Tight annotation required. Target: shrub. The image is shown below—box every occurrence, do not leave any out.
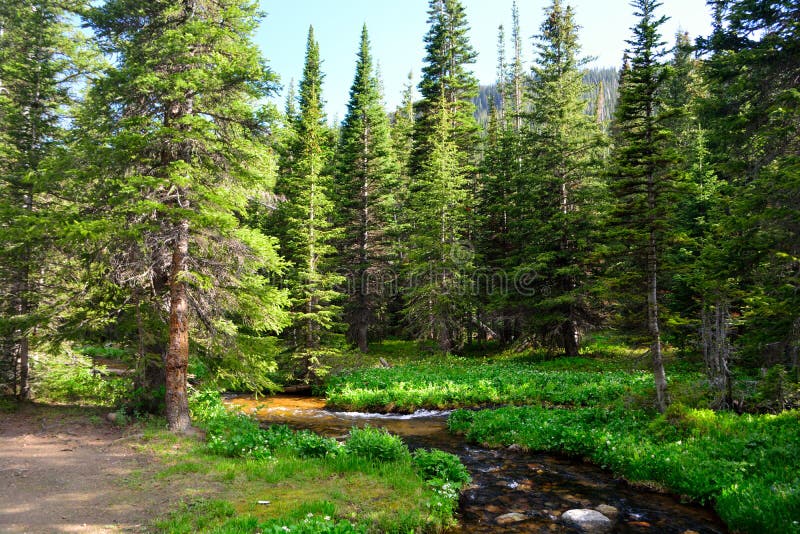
[343,426,409,462]
[31,350,131,406]
[412,449,470,486]
[292,429,341,458]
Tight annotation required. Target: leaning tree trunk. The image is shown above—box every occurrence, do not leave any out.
[165,218,191,432]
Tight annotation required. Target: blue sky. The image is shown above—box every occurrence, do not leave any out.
[255,1,713,121]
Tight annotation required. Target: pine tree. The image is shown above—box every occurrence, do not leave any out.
[84,0,289,431]
[607,0,677,411]
[274,26,343,374]
[335,25,396,352]
[405,103,471,351]
[513,0,607,355]
[476,22,521,345]
[509,0,525,131]
[406,0,479,351]
[0,0,82,399]
[413,0,479,168]
[701,0,800,370]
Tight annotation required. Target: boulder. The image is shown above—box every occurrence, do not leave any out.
[562,509,614,533]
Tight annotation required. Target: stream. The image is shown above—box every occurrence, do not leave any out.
[226,395,727,533]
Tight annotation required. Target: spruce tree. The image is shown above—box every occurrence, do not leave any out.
[607,0,676,411]
[476,21,520,344]
[274,26,342,374]
[84,0,289,430]
[406,0,479,351]
[405,103,471,351]
[514,0,606,355]
[413,0,479,169]
[701,0,800,369]
[0,0,81,398]
[335,25,396,352]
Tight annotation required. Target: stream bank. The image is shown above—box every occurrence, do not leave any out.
[226,395,727,533]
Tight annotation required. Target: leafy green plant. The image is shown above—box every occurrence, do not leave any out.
[343,426,410,463]
[412,449,470,486]
[291,429,341,458]
[324,359,669,412]
[31,351,131,406]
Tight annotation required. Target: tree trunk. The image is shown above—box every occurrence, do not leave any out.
[563,319,579,357]
[648,229,668,412]
[14,262,30,401]
[356,323,369,353]
[165,218,191,432]
[17,337,29,401]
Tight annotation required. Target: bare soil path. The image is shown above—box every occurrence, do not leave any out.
[0,404,163,533]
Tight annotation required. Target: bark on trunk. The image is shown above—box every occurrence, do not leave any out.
[165,219,191,432]
[356,323,369,353]
[648,229,668,412]
[563,319,580,358]
[15,265,30,401]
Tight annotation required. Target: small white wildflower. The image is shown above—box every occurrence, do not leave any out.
[281,527,290,532]
[324,516,331,521]
[307,513,313,518]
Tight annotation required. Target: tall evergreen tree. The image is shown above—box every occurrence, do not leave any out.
[274,26,342,374]
[513,0,606,355]
[335,25,396,352]
[509,0,525,131]
[406,0,479,351]
[701,0,800,370]
[0,0,82,399]
[405,103,472,351]
[84,0,289,430]
[413,0,479,168]
[607,0,676,411]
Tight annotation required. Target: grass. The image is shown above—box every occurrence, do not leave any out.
[135,390,471,533]
[323,349,702,412]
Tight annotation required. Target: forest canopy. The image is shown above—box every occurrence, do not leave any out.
[1,0,798,430]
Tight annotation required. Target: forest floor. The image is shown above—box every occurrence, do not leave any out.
[0,403,177,533]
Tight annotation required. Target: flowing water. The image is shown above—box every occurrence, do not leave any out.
[226,395,727,533]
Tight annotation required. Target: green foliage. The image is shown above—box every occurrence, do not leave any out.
[343,426,410,463]
[335,25,397,352]
[185,391,466,531]
[450,404,800,533]
[412,449,471,486]
[31,351,131,407]
[325,359,659,412]
[192,390,341,460]
[270,26,343,369]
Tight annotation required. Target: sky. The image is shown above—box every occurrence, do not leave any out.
[255,1,714,121]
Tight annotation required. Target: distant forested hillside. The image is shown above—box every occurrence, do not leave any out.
[473,67,619,126]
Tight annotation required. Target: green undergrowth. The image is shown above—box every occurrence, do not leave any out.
[324,358,680,412]
[448,404,800,533]
[30,349,132,407]
[154,390,471,533]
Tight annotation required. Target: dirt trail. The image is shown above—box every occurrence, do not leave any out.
[0,404,161,533]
